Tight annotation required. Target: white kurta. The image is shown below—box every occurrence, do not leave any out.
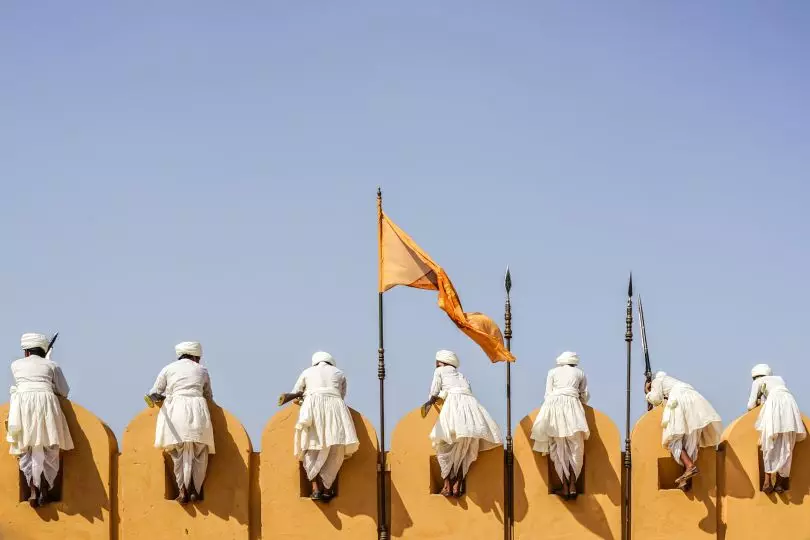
[646,374,721,465]
[531,365,591,480]
[292,363,359,488]
[748,375,806,476]
[428,366,502,479]
[150,359,215,453]
[7,356,74,455]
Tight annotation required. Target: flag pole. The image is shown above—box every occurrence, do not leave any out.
[623,273,634,540]
[377,187,389,540]
[503,267,513,540]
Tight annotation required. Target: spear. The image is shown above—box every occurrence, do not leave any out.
[503,267,513,540]
[623,274,633,540]
[637,296,653,411]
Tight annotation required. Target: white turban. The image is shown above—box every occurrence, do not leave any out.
[556,351,580,366]
[751,364,772,378]
[436,350,459,368]
[312,351,336,366]
[21,333,49,351]
[654,371,667,380]
[175,341,202,358]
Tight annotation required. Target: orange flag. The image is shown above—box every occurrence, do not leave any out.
[378,200,515,363]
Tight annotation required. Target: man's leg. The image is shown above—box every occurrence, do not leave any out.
[549,438,570,498]
[190,443,209,502]
[567,434,585,499]
[672,433,700,489]
[303,448,330,500]
[19,449,37,507]
[774,433,795,493]
[38,446,60,505]
[318,445,346,501]
[169,445,189,503]
[436,442,456,497]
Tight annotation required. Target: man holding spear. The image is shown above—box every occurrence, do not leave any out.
[7,332,72,507]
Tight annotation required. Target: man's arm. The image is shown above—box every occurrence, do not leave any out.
[52,363,70,398]
[747,379,763,410]
[579,373,590,404]
[203,370,213,400]
[279,372,306,406]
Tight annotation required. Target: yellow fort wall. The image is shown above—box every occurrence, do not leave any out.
[4,399,810,538]
[513,405,622,540]
[0,398,117,540]
[718,408,810,539]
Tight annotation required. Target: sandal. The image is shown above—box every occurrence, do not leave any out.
[310,491,324,501]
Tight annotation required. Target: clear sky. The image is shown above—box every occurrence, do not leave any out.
[2,2,808,450]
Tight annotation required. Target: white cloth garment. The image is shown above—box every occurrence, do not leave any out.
[7,355,73,455]
[748,375,806,476]
[169,442,209,491]
[151,359,215,453]
[646,373,722,464]
[428,365,502,479]
[292,361,359,485]
[19,446,60,489]
[531,365,591,480]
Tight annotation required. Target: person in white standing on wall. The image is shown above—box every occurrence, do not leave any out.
[747,363,806,493]
[421,350,503,498]
[530,351,591,500]
[282,351,359,502]
[645,371,722,490]
[147,341,215,504]
[6,333,74,508]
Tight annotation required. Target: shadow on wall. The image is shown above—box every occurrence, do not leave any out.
[513,406,621,540]
[260,404,378,539]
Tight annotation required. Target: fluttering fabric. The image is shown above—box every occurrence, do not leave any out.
[436,350,460,368]
[311,351,336,367]
[748,375,806,476]
[428,365,502,479]
[169,442,209,491]
[377,205,514,363]
[20,333,49,351]
[151,358,215,453]
[7,355,73,455]
[531,364,591,480]
[175,341,202,358]
[751,364,773,378]
[555,351,580,366]
[292,361,359,487]
[646,373,722,464]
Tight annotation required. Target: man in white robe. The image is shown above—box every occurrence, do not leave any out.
[645,371,722,490]
[530,351,590,500]
[282,352,359,502]
[747,363,806,493]
[7,333,73,507]
[421,350,502,498]
[148,341,215,504]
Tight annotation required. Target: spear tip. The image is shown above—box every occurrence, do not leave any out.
[376,186,382,198]
[627,272,633,298]
[505,266,512,293]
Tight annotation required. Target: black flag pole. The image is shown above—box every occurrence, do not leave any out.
[623,273,634,540]
[503,267,513,540]
[377,187,389,540]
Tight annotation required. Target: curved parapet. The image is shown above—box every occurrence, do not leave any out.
[119,403,252,539]
[719,407,810,539]
[260,403,378,539]
[513,405,621,539]
[389,406,504,539]
[631,406,717,539]
[0,398,117,540]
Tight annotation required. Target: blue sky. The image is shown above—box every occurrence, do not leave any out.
[2,2,808,450]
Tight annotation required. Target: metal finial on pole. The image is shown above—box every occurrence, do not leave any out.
[377,187,389,540]
[623,273,633,540]
[503,266,513,540]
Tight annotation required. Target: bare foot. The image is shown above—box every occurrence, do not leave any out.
[452,478,463,497]
[440,479,452,497]
[176,486,189,504]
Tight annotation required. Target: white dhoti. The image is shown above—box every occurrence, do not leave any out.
[531,388,590,481]
[756,387,806,477]
[19,445,60,489]
[429,388,502,480]
[169,442,209,491]
[294,388,359,489]
[661,383,722,465]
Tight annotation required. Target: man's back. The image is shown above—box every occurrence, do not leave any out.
[162,359,210,396]
[298,363,346,393]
